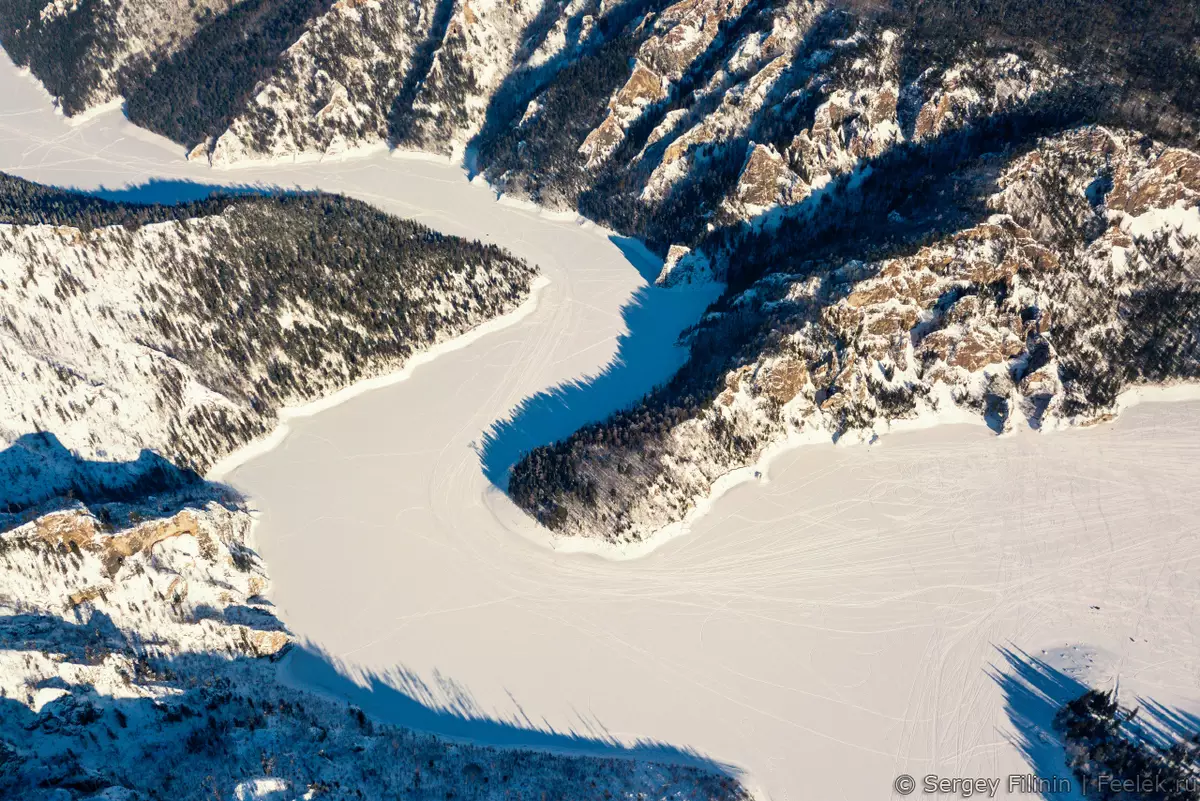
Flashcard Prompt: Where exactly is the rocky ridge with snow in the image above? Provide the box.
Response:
[0,491,750,801]
[508,127,1200,544]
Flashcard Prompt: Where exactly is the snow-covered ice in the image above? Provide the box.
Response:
[3,52,1200,801]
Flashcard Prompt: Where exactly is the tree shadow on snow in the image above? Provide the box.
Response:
[478,235,721,489]
[989,645,1200,800]
[78,177,285,206]
[0,616,745,795]
[989,645,1090,799]
[280,640,740,773]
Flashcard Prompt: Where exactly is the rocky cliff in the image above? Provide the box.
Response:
[0,490,750,801]
[509,128,1200,544]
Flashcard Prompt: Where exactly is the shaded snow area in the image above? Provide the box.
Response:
[2,34,1200,801]
[0,60,747,801]
[0,496,745,801]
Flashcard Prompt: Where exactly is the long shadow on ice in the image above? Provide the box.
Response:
[1,175,299,227]
[81,178,283,205]
[991,645,1200,799]
[282,641,737,771]
[989,646,1089,799]
[479,235,721,489]
[0,615,742,788]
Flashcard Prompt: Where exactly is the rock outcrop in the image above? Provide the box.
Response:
[509,128,1200,545]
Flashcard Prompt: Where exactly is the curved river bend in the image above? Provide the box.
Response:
[5,56,1200,801]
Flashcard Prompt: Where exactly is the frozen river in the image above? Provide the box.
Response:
[4,56,1200,801]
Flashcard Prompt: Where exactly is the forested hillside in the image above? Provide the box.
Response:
[4,0,1199,545]
[508,129,1200,543]
[0,175,536,515]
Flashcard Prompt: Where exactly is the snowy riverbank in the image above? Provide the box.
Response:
[5,51,1200,801]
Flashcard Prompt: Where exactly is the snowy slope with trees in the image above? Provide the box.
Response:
[0,174,535,514]
[510,127,1200,544]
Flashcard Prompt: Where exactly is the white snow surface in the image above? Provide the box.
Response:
[3,53,1200,801]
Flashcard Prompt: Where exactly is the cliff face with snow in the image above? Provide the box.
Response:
[0,177,751,800]
[0,493,750,801]
[0,177,535,515]
[509,128,1200,544]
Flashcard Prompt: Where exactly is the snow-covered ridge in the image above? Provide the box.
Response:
[0,180,537,514]
[0,493,751,801]
[509,127,1200,546]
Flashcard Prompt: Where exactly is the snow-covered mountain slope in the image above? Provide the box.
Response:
[0,493,750,801]
[0,0,610,160]
[508,127,1200,544]
[4,0,1199,555]
[0,0,251,115]
[202,0,433,163]
[0,174,535,514]
[0,174,750,799]
[3,0,1195,179]
[472,0,1196,242]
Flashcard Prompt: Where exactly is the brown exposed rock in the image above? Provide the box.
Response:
[866,307,919,337]
[641,0,749,79]
[736,144,800,207]
[612,62,667,114]
[867,88,897,126]
[845,281,892,308]
[35,510,98,550]
[111,511,200,560]
[919,330,954,362]
[947,295,980,324]
[848,267,940,309]
[963,253,1022,285]
[186,140,212,163]
[1108,148,1200,216]
[662,122,716,165]
[1020,365,1059,397]
[760,358,808,404]
[810,352,844,388]
[247,629,290,658]
[166,576,188,602]
[579,116,626,163]
[948,330,1004,372]
[68,586,105,608]
[717,367,746,407]
[822,303,865,335]
[1022,243,1061,272]
[914,95,953,139]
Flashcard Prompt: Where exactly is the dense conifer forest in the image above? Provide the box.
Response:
[0,174,537,483]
